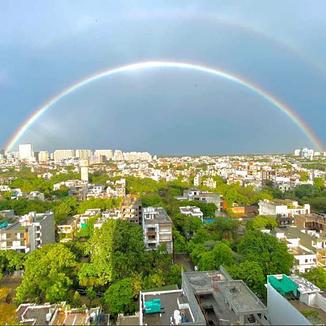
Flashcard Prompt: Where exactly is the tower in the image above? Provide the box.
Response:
[80,160,89,183]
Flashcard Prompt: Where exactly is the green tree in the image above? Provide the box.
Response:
[302,268,326,291]
[299,171,309,182]
[72,291,81,307]
[314,177,324,192]
[208,217,239,241]
[87,220,145,285]
[228,261,266,297]
[166,264,183,287]
[141,193,164,207]
[198,242,233,270]
[309,197,326,213]
[103,278,135,315]
[86,287,97,306]
[15,244,76,303]
[173,228,188,253]
[53,197,78,224]
[0,250,24,276]
[78,198,121,214]
[238,231,294,276]
[247,216,277,231]
[143,272,166,289]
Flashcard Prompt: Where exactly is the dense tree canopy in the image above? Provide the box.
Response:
[228,261,266,298]
[192,242,234,271]
[16,244,77,303]
[238,231,294,276]
[0,250,24,279]
[86,220,145,285]
[103,278,135,315]
[246,216,277,231]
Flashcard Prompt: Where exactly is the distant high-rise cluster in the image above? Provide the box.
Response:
[294,147,325,159]
[9,144,153,164]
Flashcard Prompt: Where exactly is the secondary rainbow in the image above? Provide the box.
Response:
[5,61,324,152]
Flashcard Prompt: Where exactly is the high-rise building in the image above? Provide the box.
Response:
[113,150,124,161]
[80,160,89,183]
[53,150,75,162]
[76,149,92,160]
[18,144,34,161]
[38,151,49,163]
[94,149,113,160]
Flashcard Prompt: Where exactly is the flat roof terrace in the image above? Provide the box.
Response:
[141,290,194,326]
[218,280,267,315]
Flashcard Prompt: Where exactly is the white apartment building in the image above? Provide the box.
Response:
[179,206,204,221]
[113,150,124,161]
[178,189,221,211]
[259,199,310,217]
[193,174,201,187]
[202,177,217,189]
[38,151,49,163]
[274,228,317,273]
[76,149,92,160]
[94,149,113,160]
[18,144,34,161]
[123,151,152,162]
[53,150,75,161]
[80,160,89,183]
[142,207,173,254]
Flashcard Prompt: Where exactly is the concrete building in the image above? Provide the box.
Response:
[295,213,326,233]
[18,144,34,161]
[80,160,89,183]
[142,207,173,254]
[115,178,126,197]
[53,149,75,161]
[94,149,113,160]
[113,150,124,161]
[76,149,92,160]
[202,177,217,189]
[295,213,326,268]
[37,151,49,163]
[28,191,45,201]
[121,196,142,224]
[267,274,326,325]
[182,270,268,325]
[130,269,268,326]
[273,227,317,273]
[193,174,201,187]
[179,206,204,221]
[178,189,222,212]
[259,199,310,217]
[0,211,55,253]
[124,151,152,162]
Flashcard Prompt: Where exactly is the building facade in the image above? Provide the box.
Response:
[142,207,173,254]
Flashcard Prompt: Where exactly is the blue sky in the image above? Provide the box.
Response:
[1,0,326,154]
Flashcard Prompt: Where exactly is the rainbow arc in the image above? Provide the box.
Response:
[5,61,324,152]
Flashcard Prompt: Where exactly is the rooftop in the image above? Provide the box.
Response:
[141,290,195,326]
[274,226,317,252]
[183,270,267,325]
[268,274,326,325]
[143,207,172,224]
